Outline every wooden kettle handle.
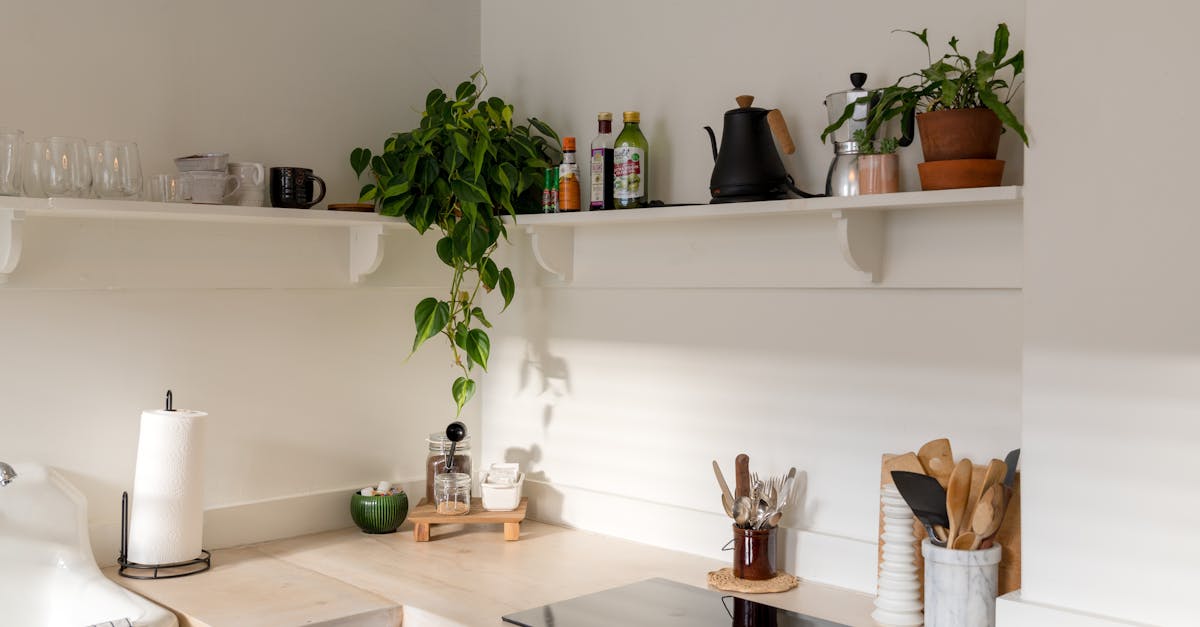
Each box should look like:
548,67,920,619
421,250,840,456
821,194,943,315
767,109,796,155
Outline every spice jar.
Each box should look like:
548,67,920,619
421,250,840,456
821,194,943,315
434,472,471,515
426,432,471,503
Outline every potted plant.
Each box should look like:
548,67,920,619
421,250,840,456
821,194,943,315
822,23,1027,190
350,70,560,416
853,129,900,195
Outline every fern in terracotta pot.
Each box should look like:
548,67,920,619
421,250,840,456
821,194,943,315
823,23,1027,176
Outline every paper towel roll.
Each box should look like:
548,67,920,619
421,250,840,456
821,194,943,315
127,408,207,565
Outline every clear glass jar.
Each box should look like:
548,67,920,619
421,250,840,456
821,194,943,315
426,433,472,504
434,472,471,516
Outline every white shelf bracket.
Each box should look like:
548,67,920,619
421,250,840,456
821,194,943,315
832,209,884,283
524,225,574,282
0,209,25,284
348,224,386,284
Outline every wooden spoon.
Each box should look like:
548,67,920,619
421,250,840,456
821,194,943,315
945,458,973,542
970,483,1005,549
966,458,1007,527
918,438,954,488
951,531,976,550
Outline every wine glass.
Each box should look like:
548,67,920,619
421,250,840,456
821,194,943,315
90,140,142,199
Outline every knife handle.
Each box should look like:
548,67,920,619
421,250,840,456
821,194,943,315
734,454,750,500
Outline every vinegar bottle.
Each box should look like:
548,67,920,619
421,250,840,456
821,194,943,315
590,113,614,210
613,111,648,209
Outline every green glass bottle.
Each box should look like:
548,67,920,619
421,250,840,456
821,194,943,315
613,111,648,209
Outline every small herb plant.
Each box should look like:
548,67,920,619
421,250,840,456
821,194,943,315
822,23,1027,146
350,70,560,416
853,129,899,155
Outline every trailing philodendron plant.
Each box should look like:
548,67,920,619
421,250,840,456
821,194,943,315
350,70,560,416
822,23,1027,147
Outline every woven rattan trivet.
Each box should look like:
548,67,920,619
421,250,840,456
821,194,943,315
707,567,799,593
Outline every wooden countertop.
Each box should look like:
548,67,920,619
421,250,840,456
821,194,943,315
106,520,874,626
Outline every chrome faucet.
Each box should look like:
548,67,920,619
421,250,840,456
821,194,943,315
0,462,16,486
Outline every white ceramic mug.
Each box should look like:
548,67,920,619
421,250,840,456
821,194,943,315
227,162,264,187
188,171,240,204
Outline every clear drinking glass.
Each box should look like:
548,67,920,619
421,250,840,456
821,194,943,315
23,137,90,198
147,173,190,203
0,128,22,196
90,140,142,199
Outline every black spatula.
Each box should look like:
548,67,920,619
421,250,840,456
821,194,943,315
1002,448,1020,489
891,470,950,547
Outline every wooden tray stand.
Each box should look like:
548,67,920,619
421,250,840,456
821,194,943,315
409,497,528,542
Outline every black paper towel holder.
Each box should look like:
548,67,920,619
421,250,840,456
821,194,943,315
117,390,211,580
118,491,211,579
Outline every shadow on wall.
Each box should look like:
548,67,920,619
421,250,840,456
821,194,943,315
504,441,563,521
778,470,811,529
520,343,571,399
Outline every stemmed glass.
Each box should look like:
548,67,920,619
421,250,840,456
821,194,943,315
90,140,142,199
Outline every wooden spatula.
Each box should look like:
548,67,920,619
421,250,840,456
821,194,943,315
883,452,926,482
918,438,954,488
945,458,973,542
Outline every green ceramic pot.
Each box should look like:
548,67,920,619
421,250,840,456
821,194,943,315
350,491,409,534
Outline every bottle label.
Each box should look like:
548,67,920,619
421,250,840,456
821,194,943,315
614,146,644,200
590,148,606,206
559,162,581,211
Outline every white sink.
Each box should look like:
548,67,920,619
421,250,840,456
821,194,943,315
0,463,177,627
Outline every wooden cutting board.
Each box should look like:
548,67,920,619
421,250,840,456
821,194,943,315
879,454,1021,595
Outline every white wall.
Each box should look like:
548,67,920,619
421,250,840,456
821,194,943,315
482,0,1025,205
0,0,482,563
1003,2,1200,625
481,0,1024,592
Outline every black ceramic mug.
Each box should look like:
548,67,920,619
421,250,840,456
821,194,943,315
270,167,327,209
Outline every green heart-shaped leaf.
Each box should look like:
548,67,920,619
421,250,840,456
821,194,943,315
412,298,449,354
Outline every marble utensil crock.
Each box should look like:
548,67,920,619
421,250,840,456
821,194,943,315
921,539,1002,627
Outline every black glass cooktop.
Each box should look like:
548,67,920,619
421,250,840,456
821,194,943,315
501,577,851,627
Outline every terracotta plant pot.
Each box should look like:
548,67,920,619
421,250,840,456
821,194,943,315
917,109,1002,162
857,154,900,195
917,159,1005,191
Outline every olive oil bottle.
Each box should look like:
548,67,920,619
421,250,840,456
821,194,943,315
613,111,648,209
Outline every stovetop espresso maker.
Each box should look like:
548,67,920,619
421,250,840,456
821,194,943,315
704,95,818,203
822,73,872,197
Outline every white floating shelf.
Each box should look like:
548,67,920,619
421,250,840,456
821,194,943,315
0,197,411,284
507,186,1023,282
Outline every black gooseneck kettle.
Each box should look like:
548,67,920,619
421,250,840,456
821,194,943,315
704,95,819,203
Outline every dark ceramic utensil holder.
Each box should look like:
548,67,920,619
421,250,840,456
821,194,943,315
732,525,777,580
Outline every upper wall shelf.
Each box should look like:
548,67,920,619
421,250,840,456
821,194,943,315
506,186,1023,283
0,197,411,284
